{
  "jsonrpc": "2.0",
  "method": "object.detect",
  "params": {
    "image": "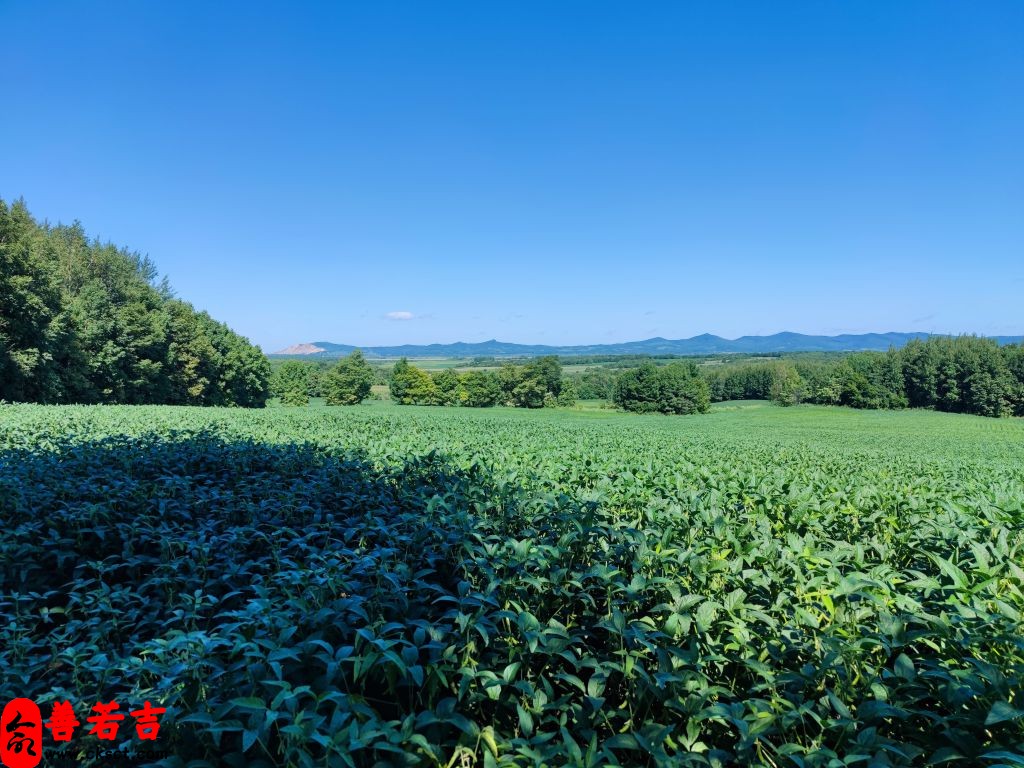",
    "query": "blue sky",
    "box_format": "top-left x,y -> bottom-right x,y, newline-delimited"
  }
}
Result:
2,1 -> 1022,351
